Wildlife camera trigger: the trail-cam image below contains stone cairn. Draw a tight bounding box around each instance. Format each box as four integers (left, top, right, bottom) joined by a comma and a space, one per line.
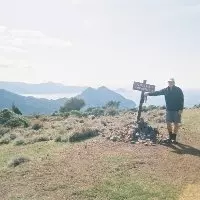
132, 118, 159, 145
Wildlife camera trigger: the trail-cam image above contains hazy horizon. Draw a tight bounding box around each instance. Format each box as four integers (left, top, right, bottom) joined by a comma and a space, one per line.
1, 0, 200, 89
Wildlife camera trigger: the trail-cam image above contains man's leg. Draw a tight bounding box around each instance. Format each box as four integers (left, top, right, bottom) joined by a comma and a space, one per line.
171, 111, 182, 143
172, 123, 180, 143
166, 111, 173, 142
167, 122, 173, 141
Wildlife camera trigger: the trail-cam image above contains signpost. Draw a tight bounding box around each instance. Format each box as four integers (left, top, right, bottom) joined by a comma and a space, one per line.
133, 80, 155, 123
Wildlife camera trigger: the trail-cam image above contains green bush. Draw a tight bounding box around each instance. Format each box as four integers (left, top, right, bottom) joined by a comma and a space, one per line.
104, 101, 120, 109
86, 107, 105, 117
8, 156, 30, 167
0, 135, 11, 145
54, 135, 68, 143
70, 110, 84, 118
32, 122, 43, 130
31, 136, 50, 143
14, 138, 25, 146
105, 108, 119, 116
0, 127, 10, 138
60, 97, 85, 113
193, 104, 200, 109
0, 109, 29, 128
68, 128, 99, 142
12, 104, 22, 115
5, 118, 29, 128
10, 133, 17, 140
54, 136, 62, 142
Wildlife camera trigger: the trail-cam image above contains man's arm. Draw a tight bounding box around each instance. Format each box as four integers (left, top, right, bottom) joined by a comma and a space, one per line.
179, 88, 184, 110
147, 88, 166, 96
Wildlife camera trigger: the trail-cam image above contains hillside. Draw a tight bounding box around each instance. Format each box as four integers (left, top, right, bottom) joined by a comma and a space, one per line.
0, 89, 67, 115
77, 86, 136, 108
0, 87, 136, 115
0, 81, 87, 94
0, 109, 199, 200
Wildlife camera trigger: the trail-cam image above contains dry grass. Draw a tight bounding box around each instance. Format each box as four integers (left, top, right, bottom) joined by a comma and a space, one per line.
8, 156, 30, 168
0, 109, 199, 199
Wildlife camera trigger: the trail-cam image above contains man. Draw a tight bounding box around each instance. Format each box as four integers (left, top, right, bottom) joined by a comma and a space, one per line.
145, 78, 184, 144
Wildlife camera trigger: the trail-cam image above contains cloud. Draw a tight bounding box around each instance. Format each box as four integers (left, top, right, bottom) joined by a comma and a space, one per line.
83, 19, 92, 29
0, 26, 72, 50
0, 26, 7, 33
0, 45, 26, 53
0, 64, 10, 68
10, 30, 45, 38
71, 0, 81, 5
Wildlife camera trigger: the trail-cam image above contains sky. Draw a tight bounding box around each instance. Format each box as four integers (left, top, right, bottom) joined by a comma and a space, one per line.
0, 0, 200, 90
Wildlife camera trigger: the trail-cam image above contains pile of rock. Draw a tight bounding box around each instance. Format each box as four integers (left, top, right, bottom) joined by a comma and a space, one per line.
105, 118, 159, 145
132, 118, 159, 145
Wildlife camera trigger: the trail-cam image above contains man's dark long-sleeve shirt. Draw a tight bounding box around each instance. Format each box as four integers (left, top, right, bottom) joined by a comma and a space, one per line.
148, 86, 184, 111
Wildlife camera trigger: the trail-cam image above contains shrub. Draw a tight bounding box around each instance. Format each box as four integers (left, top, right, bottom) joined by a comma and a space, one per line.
55, 135, 69, 143
147, 105, 158, 111
0, 109, 29, 128
86, 107, 105, 117
60, 112, 70, 118
70, 110, 83, 118
54, 136, 62, 142
31, 136, 50, 143
193, 104, 200, 109
0, 135, 11, 145
34, 114, 40, 119
14, 138, 25, 146
51, 111, 59, 116
68, 128, 99, 142
8, 156, 30, 167
105, 108, 119, 116
11, 104, 22, 115
5, 118, 29, 128
104, 101, 120, 109
0, 127, 10, 138
32, 122, 43, 130
60, 98, 85, 113
10, 133, 17, 140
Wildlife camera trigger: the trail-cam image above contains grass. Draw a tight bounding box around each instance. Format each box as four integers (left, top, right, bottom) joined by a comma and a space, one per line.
74, 177, 178, 200
8, 156, 30, 167
0, 109, 199, 200
68, 128, 99, 142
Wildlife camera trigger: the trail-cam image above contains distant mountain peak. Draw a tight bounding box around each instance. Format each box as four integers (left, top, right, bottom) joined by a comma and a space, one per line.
77, 86, 136, 109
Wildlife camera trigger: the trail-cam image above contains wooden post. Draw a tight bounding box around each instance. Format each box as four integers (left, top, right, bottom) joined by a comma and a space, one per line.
133, 80, 155, 123
137, 80, 147, 123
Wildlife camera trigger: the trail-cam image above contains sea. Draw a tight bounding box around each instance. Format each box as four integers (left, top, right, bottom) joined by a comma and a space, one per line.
21, 93, 79, 100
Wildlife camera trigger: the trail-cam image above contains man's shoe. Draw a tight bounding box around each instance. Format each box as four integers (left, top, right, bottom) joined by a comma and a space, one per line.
160, 133, 173, 144
171, 134, 178, 144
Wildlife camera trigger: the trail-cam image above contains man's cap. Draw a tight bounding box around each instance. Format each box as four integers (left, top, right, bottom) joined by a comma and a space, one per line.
168, 78, 175, 83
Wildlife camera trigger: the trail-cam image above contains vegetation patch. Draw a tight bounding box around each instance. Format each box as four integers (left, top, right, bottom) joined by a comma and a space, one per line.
0, 135, 11, 145
68, 128, 99, 142
0, 109, 29, 128
8, 156, 30, 168
28, 136, 50, 144
32, 122, 43, 130
0, 127, 10, 138
14, 138, 26, 146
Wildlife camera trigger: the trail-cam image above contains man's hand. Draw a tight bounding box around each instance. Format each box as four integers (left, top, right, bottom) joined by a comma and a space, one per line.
178, 110, 183, 115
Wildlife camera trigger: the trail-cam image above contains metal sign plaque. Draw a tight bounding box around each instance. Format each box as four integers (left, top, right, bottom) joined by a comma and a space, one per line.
133, 81, 155, 93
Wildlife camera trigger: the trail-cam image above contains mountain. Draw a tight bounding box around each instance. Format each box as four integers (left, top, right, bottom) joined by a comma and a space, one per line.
116, 88, 200, 107
0, 81, 87, 94
0, 89, 67, 115
77, 86, 136, 108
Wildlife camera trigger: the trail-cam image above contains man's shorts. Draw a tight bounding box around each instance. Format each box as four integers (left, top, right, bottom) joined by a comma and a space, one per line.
166, 111, 182, 123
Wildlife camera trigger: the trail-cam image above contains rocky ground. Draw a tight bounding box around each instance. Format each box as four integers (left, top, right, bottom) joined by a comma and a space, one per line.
0, 109, 199, 200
